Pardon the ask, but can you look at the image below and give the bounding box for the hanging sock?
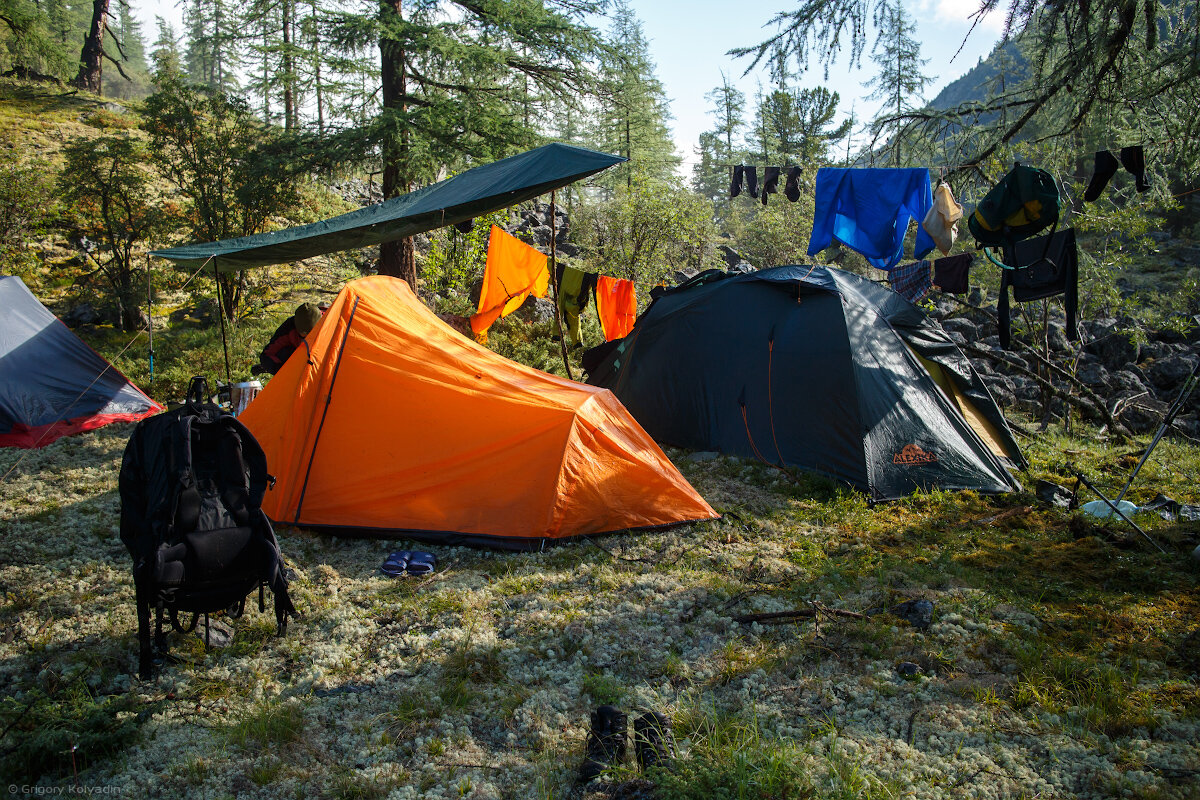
[784,166,802,202]
[1083,150,1120,202]
[1120,145,1150,192]
[745,166,759,199]
[761,166,781,206]
[730,165,744,198]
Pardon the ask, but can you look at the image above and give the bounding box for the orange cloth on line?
[470,225,549,337]
[596,276,637,341]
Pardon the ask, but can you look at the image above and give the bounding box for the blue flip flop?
[380,551,412,577]
[405,552,437,576]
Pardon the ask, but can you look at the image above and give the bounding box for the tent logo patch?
[893,444,938,465]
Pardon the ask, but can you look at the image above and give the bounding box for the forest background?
[1,0,1200,390]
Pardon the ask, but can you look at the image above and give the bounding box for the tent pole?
[548,191,574,381]
[145,253,154,388]
[213,260,232,383]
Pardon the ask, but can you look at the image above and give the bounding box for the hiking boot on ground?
[579,705,627,783]
[633,711,674,771]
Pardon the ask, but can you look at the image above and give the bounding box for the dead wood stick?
[734,605,865,624]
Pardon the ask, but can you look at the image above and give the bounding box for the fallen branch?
[734,604,865,625]
[959,342,1131,440]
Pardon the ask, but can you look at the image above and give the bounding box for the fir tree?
[691,74,745,201]
[102,0,151,99]
[864,0,930,165]
[150,17,183,82]
[321,0,608,284]
[183,0,241,92]
[593,0,678,189]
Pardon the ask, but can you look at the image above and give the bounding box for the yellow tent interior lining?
[908,346,1011,461]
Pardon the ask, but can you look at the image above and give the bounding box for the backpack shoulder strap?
[222,415,272,510]
[171,412,201,536]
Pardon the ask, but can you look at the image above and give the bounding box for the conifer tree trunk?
[283,0,295,130]
[74,0,110,93]
[379,0,415,285]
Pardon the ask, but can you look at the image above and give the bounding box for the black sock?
[761,167,780,207]
[784,166,801,201]
[1084,150,1120,202]
[730,165,744,198]
[1120,145,1149,192]
[745,166,758,198]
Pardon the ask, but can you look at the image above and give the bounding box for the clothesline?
[632,134,1194,175]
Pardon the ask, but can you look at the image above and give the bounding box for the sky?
[135,0,1009,172]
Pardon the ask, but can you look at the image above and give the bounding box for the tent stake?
[548,191,574,381]
[213,260,232,384]
[145,253,154,388]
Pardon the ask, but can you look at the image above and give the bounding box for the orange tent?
[239,276,717,548]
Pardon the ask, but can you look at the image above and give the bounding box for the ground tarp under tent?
[585,265,1026,501]
[238,276,718,549]
[0,275,161,448]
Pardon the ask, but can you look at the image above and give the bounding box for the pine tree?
[322,0,608,284]
[691,74,745,201]
[102,0,151,99]
[593,1,678,189]
[864,0,929,165]
[150,17,183,82]
[183,0,241,92]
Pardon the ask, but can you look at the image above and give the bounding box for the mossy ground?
[2,404,1198,798]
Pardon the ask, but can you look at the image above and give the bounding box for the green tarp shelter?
[149,143,625,271]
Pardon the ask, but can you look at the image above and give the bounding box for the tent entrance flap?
[908,346,1011,461]
[148,143,625,272]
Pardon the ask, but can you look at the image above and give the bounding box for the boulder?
[983,374,1017,407]
[671,268,699,286]
[63,303,101,327]
[1146,353,1199,393]
[1047,321,1070,352]
[1117,393,1168,434]
[1085,326,1141,372]
[515,295,554,324]
[1110,369,1149,394]
[1076,361,1109,388]
[939,317,979,340]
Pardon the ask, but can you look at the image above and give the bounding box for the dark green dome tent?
[585,265,1025,501]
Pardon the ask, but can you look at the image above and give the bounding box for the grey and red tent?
[0,275,160,448]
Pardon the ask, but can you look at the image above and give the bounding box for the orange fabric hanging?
[470,225,549,338]
[596,276,637,341]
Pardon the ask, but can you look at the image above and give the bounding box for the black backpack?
[119,377,298,678]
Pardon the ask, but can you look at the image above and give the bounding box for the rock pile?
[928,294,1200,436]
